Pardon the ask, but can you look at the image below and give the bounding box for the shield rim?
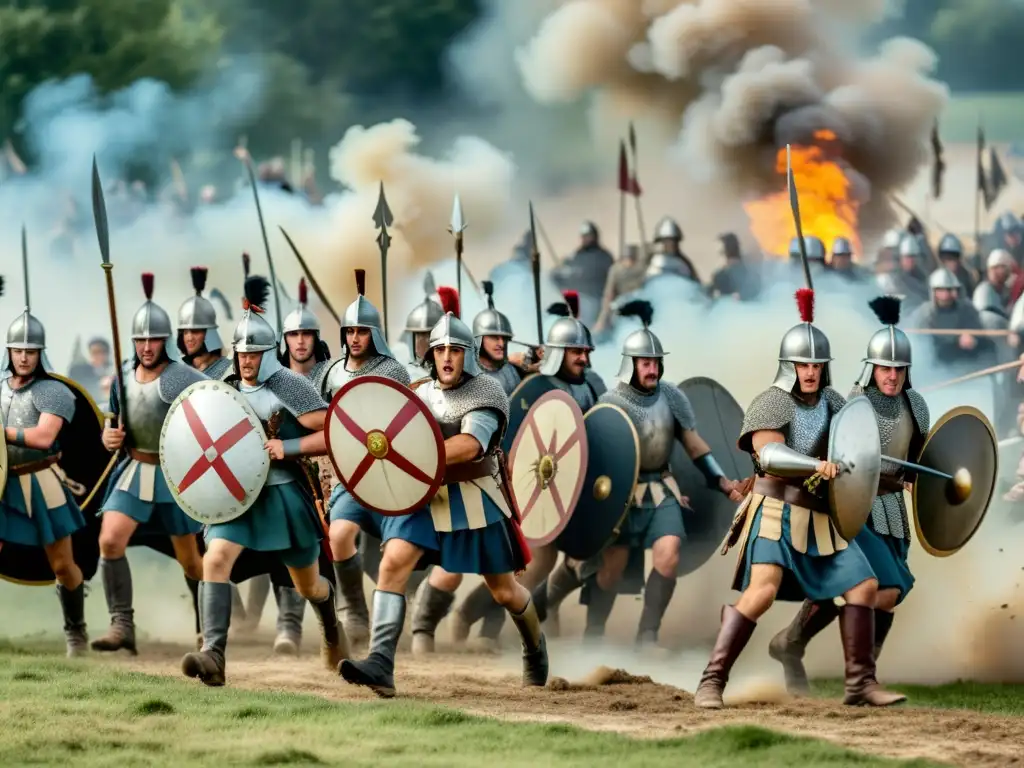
[827,395,881,543]
[508,388,588,546]
[324,374,446,517]
[503,373,557,451]
[160,380,270,526]
[912,405,997,558]
[47,372,108,513]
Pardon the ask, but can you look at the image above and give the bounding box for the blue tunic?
[854,519,914,604]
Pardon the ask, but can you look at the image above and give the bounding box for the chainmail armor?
[417,373,509,450]
[321,354,411,399]
[601,381,696,471]
[483,361,522,396]
[739,385,844,457]
[158,361,208,404]
[308,359,332,395]
[2,378,75,465]
[202,356,233,381]
[264,368,327,417]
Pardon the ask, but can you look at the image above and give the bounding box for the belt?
[877,474,904,495]
[752,476,829,514]
[444,456,498,485]
[10,454,61,477]
[129,449,160,465]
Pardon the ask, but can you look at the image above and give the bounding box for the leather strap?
[444,455,498,484]
[9,454,61,477]
[752,475,829,514]
[129,449,160,465]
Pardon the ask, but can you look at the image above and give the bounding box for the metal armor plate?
[507,389,588,547]
[501,374,557,454]
[669,377,753,577]
[827,396,882,542]
[326,375,444,517]
[160,380,271,526]
[556,403,639,560]
[912,406,997,557]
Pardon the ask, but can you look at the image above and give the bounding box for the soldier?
[973,249,1016,319]
[873,229,903,279]
[549,221,614,327]
[177,267,232,380]
[767,295,929,694]
[339,290,547,697]
[908,269,996,373]
[401,274,443,382]
[877,235,929,311]
[325,270,411,647]
[92,274,206,655]
[787,236,828,279]
[1,303,91,656]
[645,217,699,283]
[693,288,904,709]
[594,243,647,333]
[180,274,345,687]
[472,280,529,396]
[709,233,759,300]
[829,237,870,283]
[936,234,978,296]
[582,301,744,643]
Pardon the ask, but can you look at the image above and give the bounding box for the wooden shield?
[326,375,444,516]
[507,389,588,546]
[502,373,558,454]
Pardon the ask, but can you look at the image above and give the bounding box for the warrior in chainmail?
[473,280,529,396]
[579,300,743,645]
[0,303,91,656]
[973,249,1016,320]
[768,295,929,695]
[324,270,412,648]
[645,217,700,284]
[181,275,345,687]
[877,235,929,312]
[93,273,206,656]
[907,268,996,376]
[339,292,548,697]
[177,266,232,381]
[401,273,443,383]
[936,234,978,296]
[694,288,904,710]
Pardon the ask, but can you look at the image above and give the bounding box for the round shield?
[912,406,997,557]
[0,410,7,510]
[827,396,882,542]
[556,403,640,560]
[508,389,588,546]
[160,380,270,526]
[670,378,753,577]
[502,373,558,454]
[325,375,444,516]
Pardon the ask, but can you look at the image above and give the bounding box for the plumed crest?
[868,295,902,326]
[423,271,436,296]
[482,280,495,309]
[141,272,154,300]
[436,286,460,318]
[355,269,366,297]
[795,288,814,324]
[546,302,571,317]
[242,252,251,278]
[562,290,579,318]
[242,275,270,313]
[190,266,208,294]
[617,299,654,328]
[297,277,308,305]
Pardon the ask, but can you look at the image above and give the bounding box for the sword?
[787,144,813,291]
[373,182,393,342]
[240,155,283,338]
[277,226,341,325]
[528,202,543,344]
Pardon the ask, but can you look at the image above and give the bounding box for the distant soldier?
[645,217,700,283]
[829,237,870,283]
[549,221,614,327]
[709,233,759,300]
[936,234,978,296]
[401,274,443,382]
[908,269,996,372]
[594,243,647,332]
[177,267,232,380]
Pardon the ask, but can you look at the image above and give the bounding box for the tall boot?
[509,598,548,687]
[874,609,895,661]
[90,557,137,654]
[242,574,272,631]
[545,560,583,638]
[230,585,247,624]
[339,590,405,698]
[333,556,369,646]
[411,582,456,655]
[308,578,349,670]
[531,579,549,623]
[273,586,306,655]
[57,583,88,658]
[181,581,233,686]
[767,599,840,695]
[694,605,757,709]
[582,578,616,640]
[636,570,676,646]
[478,601,507,648]
[839,604,906,707]
[450,583,496,644]
[186,577,202,651]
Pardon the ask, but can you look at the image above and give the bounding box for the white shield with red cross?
[159,380,270,525]
[325,375,445,517]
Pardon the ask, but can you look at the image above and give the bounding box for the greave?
[508,598,548,687]
[308,578,348,669]
[339,590,406,698]
[90,557,136,654]
[57,583,88,658]
[273,586,306,655]
[410,582,455,654]
[582,579,616,639]
[452,582,498,643]
[181,581,233,686]
[636,570,677,644]
[333,556,369,644]
[244,574,272,628]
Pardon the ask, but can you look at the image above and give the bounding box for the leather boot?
[545,559,583,638]
[186,576,202,651]
[694,605,757,709]
[874,609,895,661]
[509,598,548,686]
[339,590,405,698]
[333,556,370,646]
[477,601,507,648]
[181,581,233,686]
[90,557,137,654]
[230,584,247,624]
[531,579,549,623]
[273,586,306,655]
[308,578,349,669]
[451,582,495,644]
[410,582,455,655]
[57,583,88,658]
[839,604,906,707]
[241,574,271,632]
[767,599,839,695]
[636,570,676,647]
[582,578,616,640]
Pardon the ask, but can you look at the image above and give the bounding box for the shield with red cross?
[326,375,445,516]
[507,389,588,546]
[159,380,270,525]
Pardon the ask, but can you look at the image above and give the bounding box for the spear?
[20,224,28,310]
[277,226,341,325]
[373,182,394,342]
[786,144,813,291]
[528,201,543,344]
[240,154,283,337]
[449,194,467,300]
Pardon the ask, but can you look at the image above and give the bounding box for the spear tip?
[373,181,394,228]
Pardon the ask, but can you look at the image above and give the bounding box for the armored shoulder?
[660,381,697,431]
[30,379,76,423]
[266,368,328,418]
[464,373,510,424]
[374,355,412,386]
[822,386,846,415]
[738,387,796,453]
[309,359,332,397]
[585,369,607,398]
[159,362,207,403]
[905,389,930,435]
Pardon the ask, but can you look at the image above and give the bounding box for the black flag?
[986,146,1008,211]
[930,120,945,199]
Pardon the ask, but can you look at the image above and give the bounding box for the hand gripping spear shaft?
[787,144,814,291]
[449,194,466,300]
[528,202,543,344]
[241,156,284,337]
[373,182,394,342]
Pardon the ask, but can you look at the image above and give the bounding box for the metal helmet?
[788,236,826,262]
[882,229,903,249]
[340,269,393,358]
[987,248,1016,271]
[972,281,1005,316]
[404,273,444,333]
[613,299,665,383]
[177,266,223,352]
[132,273,174,340]
[427,286,481,378]
[539,290,593,376]
[937,233,963,258]
[579,220,599,239]
[232,275,281,383]
[831,237,853,257]
[898,234,923,259]
[928,267,962,296]
[654,216,683,242]
[472,280,513,339]
[997,211,1022,233]
[857,296,912,389]
[6,309,45,350]
[281,277,321,335]
[773,288,832,391]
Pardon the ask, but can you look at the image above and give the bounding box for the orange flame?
[743,130,861,261]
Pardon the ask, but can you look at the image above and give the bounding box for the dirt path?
[113,636,1024,768]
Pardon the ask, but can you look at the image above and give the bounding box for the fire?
[743,129,861,261]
